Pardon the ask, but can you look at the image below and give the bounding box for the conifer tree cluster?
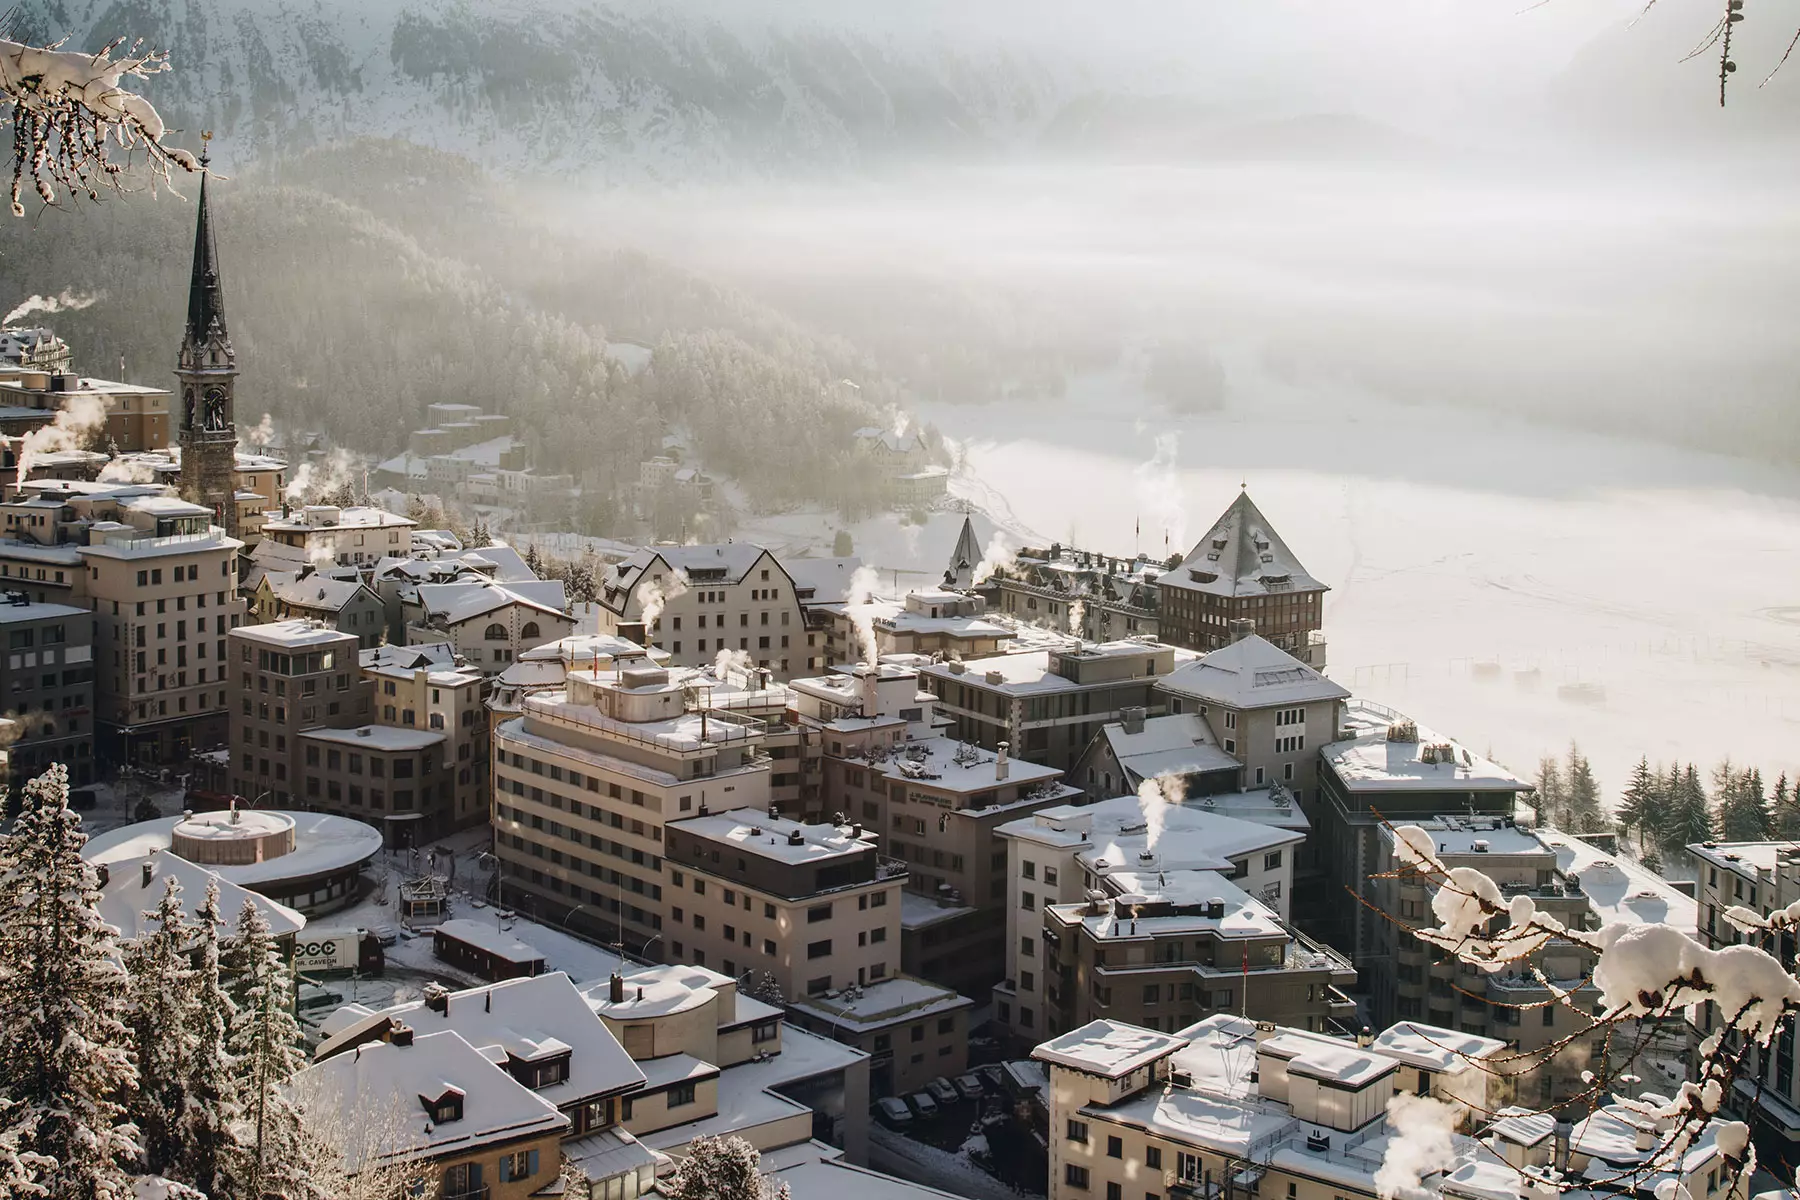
[1613,755,1795,868]
[0,764,320,1200]
[1531,744,1609,835]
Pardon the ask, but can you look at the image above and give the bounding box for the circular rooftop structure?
[171,809,297,867]
[84,810,383,917]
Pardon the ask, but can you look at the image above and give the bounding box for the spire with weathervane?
[176,132,240,537]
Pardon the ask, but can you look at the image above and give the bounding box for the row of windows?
[1019,860,1060,885]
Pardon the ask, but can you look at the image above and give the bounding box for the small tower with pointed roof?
[1156,490,1328,666]
[944,515,982,589]
[175,132,239,538]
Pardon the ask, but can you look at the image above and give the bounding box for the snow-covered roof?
[637,1024,866,1154]
[441,543,536,582]
[1057,871,1287,940]
[1380,816,1547,859]
[415,579,569,626]
[999,794,1302,878]
[434,919,546,966]
[291,1029,568,1170]
[318,972,644,1109]
[300,726,445,753]
[262,505,414,534]
[563,1126,667,1188]
[1157,634,1348,709]
[1533,831,1698,933]
[84,811,383,886]
[0,599,88,622]
[604,543,775,596]
[1687,842,1784,878]
[1101,713,1240,784]
[1323,708,1528,794]
[1033,1019,1188,1079]
[780,555,864,604]
[230,618,352,649]
[266,573,373,613]
[359,642,483,687]
[668,808,878,867]
[580,962,723,1021]
[1162,491,1327,599]
[875,736,1065,796]
[96,849,305,942]
[779,1159,973,1200]
[787,976,970,1032]
[1371,1021,1507,1073]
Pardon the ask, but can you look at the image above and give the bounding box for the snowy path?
[868,1126,1031,1200]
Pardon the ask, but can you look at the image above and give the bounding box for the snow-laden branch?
[1383,822,1790,1194]
[0,34,196,216]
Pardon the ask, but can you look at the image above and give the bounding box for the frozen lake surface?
[916,379,1800,797]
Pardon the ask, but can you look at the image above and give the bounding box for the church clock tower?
[176,134,239,538]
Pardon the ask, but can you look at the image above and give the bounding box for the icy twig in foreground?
[0,34,197,216]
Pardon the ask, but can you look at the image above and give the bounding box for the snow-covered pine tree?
[472,517,490,547]
[1659,763,1716,858]
[1775,773,1800,840]
[1564,744,1606,834]
[0,764,140,1200]
[1614,756,1661,854]
[1719,766,1774,842]
[123,876,197,1177]
[176,882,243,1198]
[1532,755,1564,828]
[222,898,307,1200]
[666,1135,792,1200]
[525,542,544,577]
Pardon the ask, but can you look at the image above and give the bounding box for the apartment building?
[297,725,457,846]
[917,639,1193,772]
[595,544,806,678]
[362,641,489,829]
[828,588,1015,665]
[0,596,95,787]
[788,975,972,1098]
[789,661,945,819]
[1316,702,1533,962]
[0,363,172,454]
[828,736,1082,999]
[254,567,386,648]
[259,504,417,568]
[995,795,1313,1044]
[492,664,772,956]
[404,579,574,671]
[1034,1013,1747,1200]
[227,620,371,804]
[582,961,870,1164]
[295,1028,568,1200]
[985,540,1164,643]
[76,487,247,762]
[1687,839,1800,1167]
[779,556,860,675]
[1362,816,1687,1108]
[662,807,907,1000]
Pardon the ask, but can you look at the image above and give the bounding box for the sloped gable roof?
[1162,491,1326,599]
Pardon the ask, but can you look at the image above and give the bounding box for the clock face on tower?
[202,385,230,432]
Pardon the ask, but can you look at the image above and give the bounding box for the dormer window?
[507,1051,571,1090]
[420,1086,464,1124]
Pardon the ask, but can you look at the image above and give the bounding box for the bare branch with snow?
[0,33,197,216]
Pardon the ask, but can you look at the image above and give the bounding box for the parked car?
[954,1072,986,1101]
[927,1076,960,1106]
[908,1092,940,1119]
[874,1097,913,1128]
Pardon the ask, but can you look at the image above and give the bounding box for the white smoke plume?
[5,290,101,325]
[844,564,883,668]
[712,646,753,680]
[1133,431,1188,557]
[1373,1094,1460,1200]
[244,412,275,447]
[16,394,107,481]
[285,448,356,504]
[888,406,912,440]
[636,567,690,636]
[969,532,1015,586]
[97,456,158,484]
[1136,773,1184,852]
[1068,597,1087,637]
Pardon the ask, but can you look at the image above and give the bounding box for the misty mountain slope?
[0,163,885,505]
[12,0,1062,177]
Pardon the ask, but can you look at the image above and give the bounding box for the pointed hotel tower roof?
[1161,490,1326,599]
[945,515,982,589]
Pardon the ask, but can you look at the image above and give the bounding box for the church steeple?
[183,144,230,361]
[176,133,241,539]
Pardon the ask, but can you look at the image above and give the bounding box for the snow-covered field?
[913,379,1800,798]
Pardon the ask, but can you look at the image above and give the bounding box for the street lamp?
[637,933,663,965]
[561,903,592,934]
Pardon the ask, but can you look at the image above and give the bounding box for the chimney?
[1121,706,1146,736]
[390,1024,415,1047]
[608,972,625,1004]
[1357,1026,1374,1048]
[141,861,154,888]
[1229,618,1256,644]
[857,666,880,718]
[996,741,1009,781]
[424,985,449,1015]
